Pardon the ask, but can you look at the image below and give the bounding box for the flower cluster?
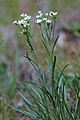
[13,13,31,34]
[13,11,58,33]
[35,11,58,26]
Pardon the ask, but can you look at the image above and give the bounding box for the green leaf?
[41,87,56,108]
[9,105,39,119]
[57,76,63,94]
[74,91,80,120]
[52,35,59,54]
[17,90,34,108]
[51,56,56,94]
[18,82,47,119]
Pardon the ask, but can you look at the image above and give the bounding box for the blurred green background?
[0,0,80,120]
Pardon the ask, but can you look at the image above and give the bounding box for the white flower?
[35,19,42,24]
[38,11,42,14]
[21,13,27,18]
[18,19,30,26]
[23,24,26,27]
[13,20,17,24]
[49,11,58,17]
[43,18,47,21]
[46,20,52,27]
[23,23,30,27]
[24,14,27,17]
[36,13,43,19]
[36,15,41,19]
[43,18,47,22]
[21,13,25,17]
[21,13,30,20]
[24,16,31,20]
[53,11,58,15]
[18,20,24,25]
[36,11,43,19]
[46,20,52,24]
[45,13,48,16]
[40,13,43,17]
[27,16,31,20]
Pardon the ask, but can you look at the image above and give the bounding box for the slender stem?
[43,23,51,42]
[53,19,56,41]
[26,31,39,68]
[31,49,39,68]
[25,53,40,72]
[40,25,52,62]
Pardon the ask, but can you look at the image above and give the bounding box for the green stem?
[43,23,51,42]
[31,49,39,69]
[26,31,39,67]
[53,19,56,41]
[40,25,52,62]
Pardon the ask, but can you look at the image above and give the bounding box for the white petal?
[53,12,58,15]
[24,16,31,20]
[38,11,42,14]
[13,20,17,24]
[24,14,27,17]
[35,19,42,24]
[43,18,47,21]
[49,11,58,17]
[46,20,52,23]
[21,13,25,17]
[36,15,41,19]
[45,13,48,16]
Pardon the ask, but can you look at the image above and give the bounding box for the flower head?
[21,13,27,18]
[46,20,52,26]
[46,20,52,24]
[36,15,41,19]
[24,15,31,21]
[49,11,58,20]
[36,11,43,20]
[35,19,42,25]
[23,23,30,28]
[38,11,42,14]
[45,13,48,16]
[43,18,47,23]
[18,20,24,25]
[13,20,18,25]
[13,13,31,28]
[21,13,25,17]
[49,11,58,16]
[13,13,31,36]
